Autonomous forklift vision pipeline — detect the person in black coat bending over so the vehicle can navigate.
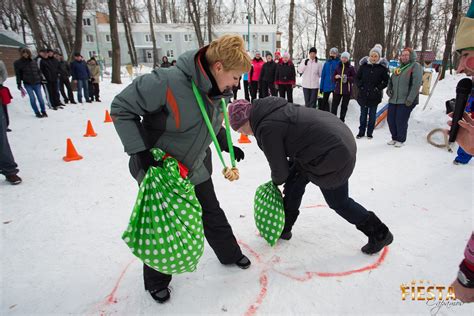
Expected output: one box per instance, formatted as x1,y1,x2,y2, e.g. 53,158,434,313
228,97,393,254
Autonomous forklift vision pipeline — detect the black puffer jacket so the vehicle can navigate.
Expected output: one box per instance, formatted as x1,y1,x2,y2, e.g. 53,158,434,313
14,57,42,86
275,61,296,85
58,60,71,78
250,96,357,189
356,59,390,107
40,57,60,82
259,60,277,83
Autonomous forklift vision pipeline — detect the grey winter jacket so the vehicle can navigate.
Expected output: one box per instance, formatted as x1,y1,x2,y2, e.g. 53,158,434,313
250,97,357,189
111,47,232,185
387,50,423,105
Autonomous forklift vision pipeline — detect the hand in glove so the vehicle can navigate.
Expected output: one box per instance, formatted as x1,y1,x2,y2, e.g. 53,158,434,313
405,100,413,107
136,149,161,172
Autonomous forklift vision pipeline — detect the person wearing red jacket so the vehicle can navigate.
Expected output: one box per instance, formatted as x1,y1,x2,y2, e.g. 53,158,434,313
249,52,265,101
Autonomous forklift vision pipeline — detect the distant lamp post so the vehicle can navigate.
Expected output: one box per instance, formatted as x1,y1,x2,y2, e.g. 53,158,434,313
245,0,251,52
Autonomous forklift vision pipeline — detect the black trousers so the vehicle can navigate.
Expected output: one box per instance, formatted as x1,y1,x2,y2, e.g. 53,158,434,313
260,81,277,98
320,91,333,112
88,82,100,101
59,77,75,103
243,80,250,101
250,81,259,101
282,164,370,233
46,80,61,108
278,84,293,103
142,177,243,290
2,105,9,128
331,94,350,122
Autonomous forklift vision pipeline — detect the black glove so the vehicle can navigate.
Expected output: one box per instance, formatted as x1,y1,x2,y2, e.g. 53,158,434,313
232,146,245,162
91,78,95,82
136,150,161,172
305,59,309,66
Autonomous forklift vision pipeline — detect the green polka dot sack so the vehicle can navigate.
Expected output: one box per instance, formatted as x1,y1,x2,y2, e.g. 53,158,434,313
122,148,205,274
254,181,285,246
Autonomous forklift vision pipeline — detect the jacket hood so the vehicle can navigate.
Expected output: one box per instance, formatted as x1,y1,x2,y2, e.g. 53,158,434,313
250,96,289,133
359,56,389,68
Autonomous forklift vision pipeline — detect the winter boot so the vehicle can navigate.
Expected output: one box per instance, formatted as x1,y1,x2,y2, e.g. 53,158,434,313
280,231,293,240
235,255,251,269
5,174,22,185
149,288,170,303
356,211,393,255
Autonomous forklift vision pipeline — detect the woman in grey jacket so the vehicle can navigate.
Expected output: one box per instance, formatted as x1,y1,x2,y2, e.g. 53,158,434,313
386,47,423,147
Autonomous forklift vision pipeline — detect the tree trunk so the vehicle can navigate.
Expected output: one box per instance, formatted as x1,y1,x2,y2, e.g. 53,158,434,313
385,0,398,59
146,0,159,67
419,0,433,65
327,0,343,56
108,0,122,84
160,0,167,23
441,0,459,80
72,0,86,60
187,0,204,47
404,0,413,48
207,0,213,43
287,0,295,57
120,0,138,66
22,0,47,50
46,0,72,55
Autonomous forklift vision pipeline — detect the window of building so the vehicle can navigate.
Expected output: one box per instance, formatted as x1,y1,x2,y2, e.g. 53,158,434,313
86,34,94,42
145,34,152,42
243,34,249,42
105,34,111,42
89,51,96,58
261,35,269,43
83,18,91,26
108,50,113,58
166,50,174,58
165,34,173,42
184,34,192,42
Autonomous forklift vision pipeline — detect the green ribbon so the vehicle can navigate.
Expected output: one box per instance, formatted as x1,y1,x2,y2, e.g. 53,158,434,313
191,81,236,169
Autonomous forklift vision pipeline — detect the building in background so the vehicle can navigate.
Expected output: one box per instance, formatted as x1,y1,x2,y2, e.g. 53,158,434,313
0,31,25,75
79,11,278,66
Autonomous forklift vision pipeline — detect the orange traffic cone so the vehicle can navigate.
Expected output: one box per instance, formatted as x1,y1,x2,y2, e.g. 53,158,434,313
83,120,98,137
63,138,83,162
104,110,113,123
238,133,251,144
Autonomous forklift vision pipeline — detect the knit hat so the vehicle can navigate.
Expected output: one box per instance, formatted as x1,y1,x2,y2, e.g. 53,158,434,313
341,52,350,60
329,47,339,55
275,51,281,57
282,52,290,59
455,1,474,51
370,44,383,57
266,52,273,57
228,99,253,131
309,47,317,54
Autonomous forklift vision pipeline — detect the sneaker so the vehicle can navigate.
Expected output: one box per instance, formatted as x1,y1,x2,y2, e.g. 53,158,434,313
41,112,48,117
235,255,251,269
149,288,170,303
453,160,467,165
52,106,58,111
35,113,43,118
356,134,364,139
387,140,397,145
71,101,77,104
280,231,293,240
86,100,92,103
394,141,404,148
65,100,69,104
96,98,101,102
5,174,22,185
367,135,373,139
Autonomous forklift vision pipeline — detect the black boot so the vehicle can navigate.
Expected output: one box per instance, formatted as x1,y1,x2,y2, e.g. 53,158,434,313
235,255,251,269
356,211,393,255
280,231,293,240
149,288,171,303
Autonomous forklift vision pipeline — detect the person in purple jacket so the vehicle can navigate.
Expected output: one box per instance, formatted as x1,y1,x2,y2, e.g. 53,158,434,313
331,52,355,122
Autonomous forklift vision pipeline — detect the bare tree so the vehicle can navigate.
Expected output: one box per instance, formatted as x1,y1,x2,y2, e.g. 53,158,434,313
108,0,121,84
72,0,87,60
327,0,343,55
385,0,398,59
207,0,213,43
187,0,205,47
440,0,460,80
405,0,413,48
146,0,159,66
22,0,47,49
288,0,295,57
160,0,168,23
120,0,138,66
420,0,433,64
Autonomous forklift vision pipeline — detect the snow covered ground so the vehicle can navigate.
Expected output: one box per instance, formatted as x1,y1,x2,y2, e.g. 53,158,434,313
1,71,472,316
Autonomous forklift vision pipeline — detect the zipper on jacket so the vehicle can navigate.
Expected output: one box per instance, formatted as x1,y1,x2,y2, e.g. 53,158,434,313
340,63,345,94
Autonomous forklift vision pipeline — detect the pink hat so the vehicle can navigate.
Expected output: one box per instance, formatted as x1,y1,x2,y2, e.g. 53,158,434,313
282,52,290,59
228,99,252,131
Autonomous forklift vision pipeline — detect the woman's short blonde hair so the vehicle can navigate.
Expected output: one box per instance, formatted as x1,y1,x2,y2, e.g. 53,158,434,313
205,34,252,73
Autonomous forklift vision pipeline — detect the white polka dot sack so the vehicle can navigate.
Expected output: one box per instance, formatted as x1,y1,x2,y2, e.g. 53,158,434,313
254,181,285,246
122,148,204,274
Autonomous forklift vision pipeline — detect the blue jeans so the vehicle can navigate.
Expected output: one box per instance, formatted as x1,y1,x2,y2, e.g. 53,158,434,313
455,147,472,164
76,79,89,102
358,105,378,136
303,88,319,108
24,84,46,114
387,103,415,143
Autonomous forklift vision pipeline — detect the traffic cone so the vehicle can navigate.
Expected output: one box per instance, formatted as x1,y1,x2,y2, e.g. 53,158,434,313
63,138,83,162
238,133,251,144
104,110,113,123
83,120,98,137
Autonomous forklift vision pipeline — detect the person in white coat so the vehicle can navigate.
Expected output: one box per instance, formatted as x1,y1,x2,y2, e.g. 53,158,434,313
298,47,322,108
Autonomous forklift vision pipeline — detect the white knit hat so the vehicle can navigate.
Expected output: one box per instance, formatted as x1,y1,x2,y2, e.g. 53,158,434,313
341,52,350,60
370,44,383,57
